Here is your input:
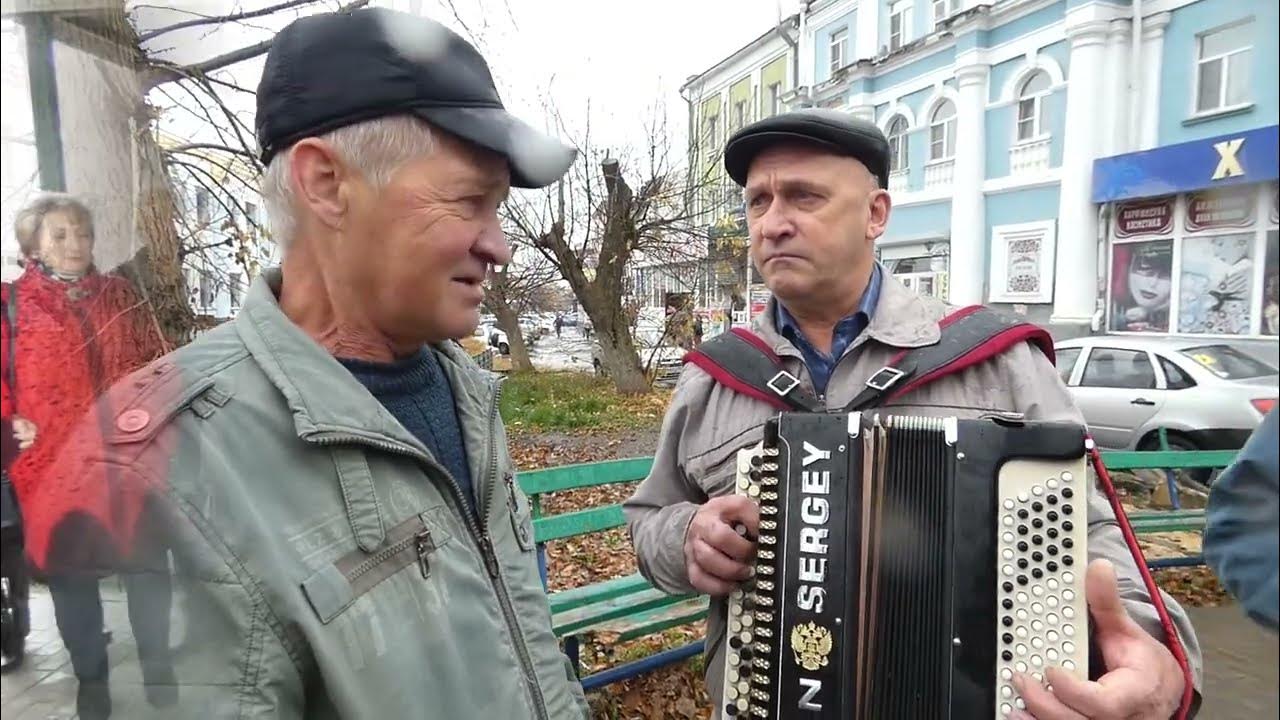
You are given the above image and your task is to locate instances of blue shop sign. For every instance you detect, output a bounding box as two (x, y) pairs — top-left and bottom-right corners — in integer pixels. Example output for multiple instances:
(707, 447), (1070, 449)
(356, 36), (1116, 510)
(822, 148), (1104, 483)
(1091, 125), (1279, 203)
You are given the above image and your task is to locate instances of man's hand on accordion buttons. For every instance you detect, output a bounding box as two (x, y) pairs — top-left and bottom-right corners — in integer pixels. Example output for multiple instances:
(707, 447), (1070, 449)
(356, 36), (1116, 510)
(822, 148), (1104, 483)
(1011, 559), (1184, 720)
(684, 495), (759, 596)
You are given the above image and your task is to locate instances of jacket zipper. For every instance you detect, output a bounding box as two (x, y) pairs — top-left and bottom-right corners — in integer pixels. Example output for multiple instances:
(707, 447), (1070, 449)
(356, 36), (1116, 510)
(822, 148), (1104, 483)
(309, 376), (550, 720)
(342, 515), (435, 583)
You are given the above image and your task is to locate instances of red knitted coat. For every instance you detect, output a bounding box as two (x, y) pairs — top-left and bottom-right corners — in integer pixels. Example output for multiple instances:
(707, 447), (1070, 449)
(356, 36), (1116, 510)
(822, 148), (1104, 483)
(1, 266), (165, 570)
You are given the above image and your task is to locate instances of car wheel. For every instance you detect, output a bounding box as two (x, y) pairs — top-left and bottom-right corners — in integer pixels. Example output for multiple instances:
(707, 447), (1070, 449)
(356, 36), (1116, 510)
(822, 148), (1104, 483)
(498, 342), (510, 355)
(1141, 433), (1212, 488)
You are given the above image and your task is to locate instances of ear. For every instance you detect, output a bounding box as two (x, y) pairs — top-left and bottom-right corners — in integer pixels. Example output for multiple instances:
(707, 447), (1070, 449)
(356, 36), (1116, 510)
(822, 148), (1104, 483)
(289, 138), (353, 232)
(867, 188), (893, 241)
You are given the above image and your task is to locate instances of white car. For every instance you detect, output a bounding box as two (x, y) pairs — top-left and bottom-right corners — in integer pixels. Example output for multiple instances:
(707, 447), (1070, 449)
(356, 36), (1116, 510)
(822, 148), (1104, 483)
(592, 340), (684, 386)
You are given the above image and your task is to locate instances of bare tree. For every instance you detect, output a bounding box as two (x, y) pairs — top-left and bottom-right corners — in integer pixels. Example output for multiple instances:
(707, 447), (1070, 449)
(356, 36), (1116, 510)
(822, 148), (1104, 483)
(504, 101), (732, 394)
(483, 240), (559, 372)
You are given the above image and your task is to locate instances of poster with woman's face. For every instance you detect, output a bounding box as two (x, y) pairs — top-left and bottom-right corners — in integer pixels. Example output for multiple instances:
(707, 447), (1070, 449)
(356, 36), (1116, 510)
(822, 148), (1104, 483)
(1264, 230), (1279, 336)
(1179, 233), (1253, 335)
(1110, 240), (1173, 332)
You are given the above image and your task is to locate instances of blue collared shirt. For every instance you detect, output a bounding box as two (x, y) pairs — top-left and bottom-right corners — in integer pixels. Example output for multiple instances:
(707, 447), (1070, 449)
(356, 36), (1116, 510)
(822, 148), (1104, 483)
(775, 264), (882, 396)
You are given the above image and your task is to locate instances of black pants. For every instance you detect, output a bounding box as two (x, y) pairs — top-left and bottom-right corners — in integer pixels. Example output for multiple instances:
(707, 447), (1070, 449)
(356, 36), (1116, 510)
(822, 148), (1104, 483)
(1, 526), (30, 654)
(47, 567), (173, 684)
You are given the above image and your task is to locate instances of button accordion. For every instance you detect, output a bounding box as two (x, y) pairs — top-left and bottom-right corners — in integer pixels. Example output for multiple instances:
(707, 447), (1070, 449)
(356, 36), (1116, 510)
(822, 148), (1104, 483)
(721, 412), (1090, 720)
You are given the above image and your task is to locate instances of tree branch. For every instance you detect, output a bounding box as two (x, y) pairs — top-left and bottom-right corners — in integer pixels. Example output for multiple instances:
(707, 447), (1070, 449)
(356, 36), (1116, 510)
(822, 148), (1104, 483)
(139, 0), (326, 43)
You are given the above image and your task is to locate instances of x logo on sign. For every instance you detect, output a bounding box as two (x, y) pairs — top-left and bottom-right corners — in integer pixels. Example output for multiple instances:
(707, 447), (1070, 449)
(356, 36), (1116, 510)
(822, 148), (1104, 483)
(1212, 138), (1245, 180)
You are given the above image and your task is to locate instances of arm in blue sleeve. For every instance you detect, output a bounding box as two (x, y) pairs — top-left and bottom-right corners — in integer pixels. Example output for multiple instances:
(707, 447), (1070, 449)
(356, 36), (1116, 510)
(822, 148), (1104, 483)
(1203, 408), (1280, 631)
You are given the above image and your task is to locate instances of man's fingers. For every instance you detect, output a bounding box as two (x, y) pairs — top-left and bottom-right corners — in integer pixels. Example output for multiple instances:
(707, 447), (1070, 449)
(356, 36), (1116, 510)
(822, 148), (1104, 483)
(1045, 666), (1153, 719)
(691, 537), (752, 583)
(711, 494), (759, 537)
(1013, 673), (1088, 720)
(1085, 558), (1140, 639)
(688, 561), (736, 597)
(704, 521), (756, 563)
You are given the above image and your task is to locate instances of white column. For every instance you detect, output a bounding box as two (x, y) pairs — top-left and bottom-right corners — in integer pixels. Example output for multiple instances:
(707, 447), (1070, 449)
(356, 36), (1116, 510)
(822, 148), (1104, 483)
(947, 62), (989, 305)
(1138, 12), (1171, 150)
(1052, 21), (1110, 326)
(856, 0), (880, 61)
(1103, 19), (1131, 156)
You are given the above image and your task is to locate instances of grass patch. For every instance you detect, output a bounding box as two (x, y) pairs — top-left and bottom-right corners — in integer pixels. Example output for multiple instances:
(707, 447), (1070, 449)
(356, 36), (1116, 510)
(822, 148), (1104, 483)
(499, 371), (670, 432)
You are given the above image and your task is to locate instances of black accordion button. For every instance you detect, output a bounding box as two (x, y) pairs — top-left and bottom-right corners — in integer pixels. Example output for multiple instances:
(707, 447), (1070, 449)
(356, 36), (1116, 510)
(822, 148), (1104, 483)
(1032, 535), (1043, 546)
(749, 470), (761, 482)
(1017, 541), (1029, 552)
(1063, 521), (1074, 532)
(1032, 568), (1043, 579)
(1047, 528), (1059, 539)
(1032, 501), (1044, 512)
(1047, 545), (1059, 556)
(1047, 561), (1059, 572)
(1002, 650), (1014, 661)
(1032, 551), (1044, 562)
(1047, 511), (1059, 522)
(1003, 616), (1013, 627)
(1063, 538), (1075, 549)
(1047, 495), (1059, 506)
(730, 637), (743, 650)
(1017, 575), (1028, 586)
(1032, 518), (1044, 529)
(1003, 632), (1014, 644)
(1018, 525), (1029, 536)
(1063, 555), (1074, 566)
(750, 455), (763, 468)
(1017, 559), (1028, 569)
(1062, 504), (1074, 515)
(726, 705), (739, 716)
(1003, 581), (1014, 592)
(1017, 509), (1029, 519)
(1062, 487), (1074, 499)
(1002, 598), (1014, 610)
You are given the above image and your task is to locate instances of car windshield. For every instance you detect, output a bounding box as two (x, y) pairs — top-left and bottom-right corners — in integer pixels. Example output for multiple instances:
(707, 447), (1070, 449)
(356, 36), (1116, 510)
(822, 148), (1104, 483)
(1178, 345), (1277, 380)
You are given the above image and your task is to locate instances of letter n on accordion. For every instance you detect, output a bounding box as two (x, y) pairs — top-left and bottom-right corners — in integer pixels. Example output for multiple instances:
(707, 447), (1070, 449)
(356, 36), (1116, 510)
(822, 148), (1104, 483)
(722, 412), (1089, 720)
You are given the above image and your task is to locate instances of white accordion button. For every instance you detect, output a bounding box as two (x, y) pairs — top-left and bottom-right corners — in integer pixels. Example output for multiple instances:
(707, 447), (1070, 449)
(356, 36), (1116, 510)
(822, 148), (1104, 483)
(1047, 478), (1059, 489)
(1047, 648), (1060, 662)
(1032, 485), (1044, 496)
(1003, 565), (1015, 576)
(1046, 613), (1059, 626)
(1048, 630), (1060, 643)
(1003, 532), (1015, 544)
(1063, 606), (1076, 619)
(1032, 585), (1045, 597)
(1063, 589), (1076, 602)
(1016, 592), (1029, 604)
(1001, 668), (1013, 681)
(1064, 660), (1076, 671)
(1031, 602), (1044, 615)
(1047, 596), (1059, 608)
(1063, 571), (1075, 583)
(1047, 578), (1059, 590)
(1016, 698), (1026, 710)
(1017, 492), (1029, 502)
(1001, 703), (1012, 716)
(1003, 499), (1016, 510)
(1001, 686), (1013, 699)
(1031, 620), (1044, 633)
(1016, 609), (1028, 621)
(1061, 471), (1074, 483)
(1016, 661), (1028, 673)
(1003, 548), (1015, 560)
(1031, 655), (1043, 668)
(1016, 626), (1028, 639)
(1016, 643), (1028, 656)
(1064, 624), (1076, 637)
(1064, 641), (1076, 654)
(1031, 637), (1044, 650)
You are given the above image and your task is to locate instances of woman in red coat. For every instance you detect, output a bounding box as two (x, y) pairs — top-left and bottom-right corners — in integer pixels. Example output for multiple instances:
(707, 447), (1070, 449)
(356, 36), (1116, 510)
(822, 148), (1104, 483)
(1, 192), (173, 718)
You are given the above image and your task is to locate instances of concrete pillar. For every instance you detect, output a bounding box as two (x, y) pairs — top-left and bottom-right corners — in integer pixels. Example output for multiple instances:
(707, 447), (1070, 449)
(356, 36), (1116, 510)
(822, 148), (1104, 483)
(1052, 20), (1111, 326)
(1103, 19), (1131, 156)
(947, 61), (989, 305)
(1138, 12), (1172, 150)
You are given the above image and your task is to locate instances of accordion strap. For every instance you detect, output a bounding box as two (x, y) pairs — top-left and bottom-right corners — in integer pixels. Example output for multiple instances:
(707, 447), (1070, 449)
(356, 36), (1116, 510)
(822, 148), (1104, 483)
(684, 305), (1055, 412)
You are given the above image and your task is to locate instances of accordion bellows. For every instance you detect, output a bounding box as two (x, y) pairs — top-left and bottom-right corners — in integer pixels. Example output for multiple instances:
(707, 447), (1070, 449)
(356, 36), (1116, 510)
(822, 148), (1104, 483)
(722, 412), (1090, 720)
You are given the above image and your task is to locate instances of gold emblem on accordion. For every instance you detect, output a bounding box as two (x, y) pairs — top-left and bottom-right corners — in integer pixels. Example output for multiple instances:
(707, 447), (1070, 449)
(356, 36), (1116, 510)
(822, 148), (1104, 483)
(788, 621), (833, 672)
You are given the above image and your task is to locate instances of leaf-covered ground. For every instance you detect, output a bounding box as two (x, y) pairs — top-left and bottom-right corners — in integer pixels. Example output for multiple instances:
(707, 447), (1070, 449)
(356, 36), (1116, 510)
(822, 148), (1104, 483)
(504, 384), (1232, 719)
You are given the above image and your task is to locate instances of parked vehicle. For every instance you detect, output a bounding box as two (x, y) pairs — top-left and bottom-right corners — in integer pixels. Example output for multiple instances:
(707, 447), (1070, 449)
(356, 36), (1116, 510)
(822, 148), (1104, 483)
(1054, 335), (1278, 482)
(592, 340), (684, 387)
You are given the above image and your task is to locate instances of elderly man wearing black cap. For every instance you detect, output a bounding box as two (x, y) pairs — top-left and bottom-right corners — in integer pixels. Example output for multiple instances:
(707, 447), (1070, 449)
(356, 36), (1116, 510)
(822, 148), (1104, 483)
(624, 108), (1201, 719)
(38, 7), (589, 719)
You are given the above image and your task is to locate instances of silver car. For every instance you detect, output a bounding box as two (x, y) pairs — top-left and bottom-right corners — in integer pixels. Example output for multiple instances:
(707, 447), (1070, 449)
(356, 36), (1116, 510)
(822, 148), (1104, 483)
(1054, 336), (1278, 457)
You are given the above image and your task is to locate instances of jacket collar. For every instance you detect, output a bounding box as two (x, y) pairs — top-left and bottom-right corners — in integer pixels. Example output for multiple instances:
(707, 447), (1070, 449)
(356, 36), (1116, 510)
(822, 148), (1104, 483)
(752, 265), (942, 358)
(234, 268), (498, 446)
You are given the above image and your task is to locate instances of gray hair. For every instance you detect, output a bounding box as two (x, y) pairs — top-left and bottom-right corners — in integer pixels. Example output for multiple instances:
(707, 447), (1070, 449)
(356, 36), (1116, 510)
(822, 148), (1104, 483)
(13, 191), (94, 259)
(260, 115), (435, 247)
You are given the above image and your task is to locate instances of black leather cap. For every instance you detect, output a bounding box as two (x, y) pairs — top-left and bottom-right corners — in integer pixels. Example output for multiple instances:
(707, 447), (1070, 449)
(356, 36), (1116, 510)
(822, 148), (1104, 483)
(256, 8), (575, 188)
(723, 108), (890, 188)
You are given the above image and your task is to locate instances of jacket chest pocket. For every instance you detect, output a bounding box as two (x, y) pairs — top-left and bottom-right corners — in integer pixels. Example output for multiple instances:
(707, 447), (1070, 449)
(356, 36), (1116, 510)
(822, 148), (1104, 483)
(301, 507), (455, 624)
(501, 471), (536, 553)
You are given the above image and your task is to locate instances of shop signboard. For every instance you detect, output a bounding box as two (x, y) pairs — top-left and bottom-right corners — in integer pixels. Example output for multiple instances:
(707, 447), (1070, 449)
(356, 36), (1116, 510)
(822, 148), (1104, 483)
(1115, 197), (1174, 238)
(1185, 187), (1256, 232)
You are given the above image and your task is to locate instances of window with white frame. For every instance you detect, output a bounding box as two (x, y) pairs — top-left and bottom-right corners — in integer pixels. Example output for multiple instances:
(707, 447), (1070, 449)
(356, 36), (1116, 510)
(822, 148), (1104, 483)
(890, 1), (913, 51)
(734, 100), (749, 130)
(928, 100), (956, 161)
(887, 116), (910, 172)
(768, 82), (782, 116)
(1196, 21), (1252, 114)
(932, 0), (962, 30)
(1015, 71), (1051, 142)
(704, 113), (719, 158)
(829, 27), (847, 73)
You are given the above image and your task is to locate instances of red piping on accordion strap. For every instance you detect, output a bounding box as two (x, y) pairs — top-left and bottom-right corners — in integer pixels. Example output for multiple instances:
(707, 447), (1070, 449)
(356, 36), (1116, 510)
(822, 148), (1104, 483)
(1087, 440), (1194, 720)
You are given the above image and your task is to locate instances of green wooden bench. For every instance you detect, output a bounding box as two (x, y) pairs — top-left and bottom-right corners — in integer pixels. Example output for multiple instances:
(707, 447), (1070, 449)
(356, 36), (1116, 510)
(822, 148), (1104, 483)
(517, 447), (1238, 689)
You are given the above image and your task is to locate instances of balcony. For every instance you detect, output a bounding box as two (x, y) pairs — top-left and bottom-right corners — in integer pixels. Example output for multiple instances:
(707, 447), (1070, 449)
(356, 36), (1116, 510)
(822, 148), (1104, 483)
(1009, 137), (1051, 175)
(888, 169), (909, 194)
(923, 159), (954, 189)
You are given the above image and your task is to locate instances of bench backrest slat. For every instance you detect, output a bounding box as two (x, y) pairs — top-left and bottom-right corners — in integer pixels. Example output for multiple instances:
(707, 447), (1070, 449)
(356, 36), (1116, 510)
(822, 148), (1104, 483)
(518, 457), (654, 495)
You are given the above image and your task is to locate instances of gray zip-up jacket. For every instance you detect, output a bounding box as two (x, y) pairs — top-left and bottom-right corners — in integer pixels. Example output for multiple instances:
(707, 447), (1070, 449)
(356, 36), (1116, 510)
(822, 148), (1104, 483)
(624, 272), (1202, 715)
(49, 270), (589, 719)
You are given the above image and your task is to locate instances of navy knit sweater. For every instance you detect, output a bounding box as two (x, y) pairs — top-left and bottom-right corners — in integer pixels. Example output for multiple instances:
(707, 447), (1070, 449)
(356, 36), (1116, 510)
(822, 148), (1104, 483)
(338, 347), (476, 515)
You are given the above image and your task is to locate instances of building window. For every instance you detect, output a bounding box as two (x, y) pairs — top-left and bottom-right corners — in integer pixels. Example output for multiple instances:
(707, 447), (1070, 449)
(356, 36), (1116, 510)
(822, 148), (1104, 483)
(829, 27), (847, 73)
(734, 99), (749, 130)
(928, 100), (956, 161)
(932, 0), (961, 30)
(1015, 71), (1051, 141)
(1195, 21), (1252, 114)
(704, 114), (719, 158)
(196, 187), (211, 225)
(889, 1), (912, 51)
(887, 116), (910, 172)
(768, 82), (782, 116)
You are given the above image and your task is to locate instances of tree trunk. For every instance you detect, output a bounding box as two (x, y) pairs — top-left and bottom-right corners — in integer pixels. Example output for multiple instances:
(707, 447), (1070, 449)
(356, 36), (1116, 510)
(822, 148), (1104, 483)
(582, 289), (649, 393)
(492, 304), (533, 372)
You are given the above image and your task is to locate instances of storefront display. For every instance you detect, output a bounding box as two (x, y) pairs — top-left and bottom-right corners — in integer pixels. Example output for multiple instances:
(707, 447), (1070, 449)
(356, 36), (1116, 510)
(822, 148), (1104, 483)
(1110, 239), (1173, 332)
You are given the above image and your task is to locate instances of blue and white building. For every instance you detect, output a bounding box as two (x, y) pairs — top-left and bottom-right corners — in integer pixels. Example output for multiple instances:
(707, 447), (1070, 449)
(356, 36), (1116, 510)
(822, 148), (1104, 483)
(684, 0), (1278, 339)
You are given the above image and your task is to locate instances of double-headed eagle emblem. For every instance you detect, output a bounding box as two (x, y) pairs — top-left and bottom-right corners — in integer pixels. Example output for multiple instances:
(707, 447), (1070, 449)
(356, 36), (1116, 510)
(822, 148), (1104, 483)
(789, 621), (833, 672)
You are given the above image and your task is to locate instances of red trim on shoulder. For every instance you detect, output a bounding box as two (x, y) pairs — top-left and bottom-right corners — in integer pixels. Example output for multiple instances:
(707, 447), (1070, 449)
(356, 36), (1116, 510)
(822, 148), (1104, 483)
(729, 328), (785, 366)
(939, 304), (985, 328)
(684, 351), (792, 411)
(886, 324), (1053, 402)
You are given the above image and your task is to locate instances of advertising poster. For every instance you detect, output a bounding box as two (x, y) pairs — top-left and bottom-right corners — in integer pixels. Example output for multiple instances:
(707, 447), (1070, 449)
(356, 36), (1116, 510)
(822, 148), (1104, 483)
(1264, 230), (1278, 336)
(1178, 233), (1253, 335)
(1110, 240), (1173, 332)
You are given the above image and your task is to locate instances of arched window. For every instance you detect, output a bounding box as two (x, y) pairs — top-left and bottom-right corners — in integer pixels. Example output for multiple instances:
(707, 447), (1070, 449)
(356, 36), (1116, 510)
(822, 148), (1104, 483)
(887, 115), (910, 172)
(1016, 71), (1051, 141)
(928, 100), (956, 161)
